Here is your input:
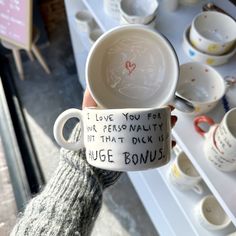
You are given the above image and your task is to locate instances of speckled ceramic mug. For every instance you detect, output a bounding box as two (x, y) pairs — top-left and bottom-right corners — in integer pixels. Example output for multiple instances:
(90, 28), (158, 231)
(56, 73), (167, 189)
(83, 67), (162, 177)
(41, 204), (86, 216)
(54, 107), (171, 171)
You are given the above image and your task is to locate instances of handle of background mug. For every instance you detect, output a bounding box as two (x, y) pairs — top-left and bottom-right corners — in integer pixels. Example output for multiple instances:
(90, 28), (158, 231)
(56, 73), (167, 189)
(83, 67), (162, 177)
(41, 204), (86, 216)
(224, 76), (236, 90)
(193, 116), (215, 137)
(173, 95), (195, 113)
(53, 108), (84, 151)
(192, 183), (203, 195)
(173, 144), (182, 157)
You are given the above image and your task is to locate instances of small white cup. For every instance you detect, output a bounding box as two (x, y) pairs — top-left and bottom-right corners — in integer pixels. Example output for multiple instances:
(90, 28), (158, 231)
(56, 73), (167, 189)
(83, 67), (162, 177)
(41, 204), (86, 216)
(195, 195), (231, 231)
(168, 145), (203, 194)
(54, 107), (171, 171)
(190, 11), (236, 55)
(176, 62), (235, 115)
(194, 109), (236, 172)
(119, 0), (158, 25)
(74, 10), (95, 33)
(86, 25), (194, 112)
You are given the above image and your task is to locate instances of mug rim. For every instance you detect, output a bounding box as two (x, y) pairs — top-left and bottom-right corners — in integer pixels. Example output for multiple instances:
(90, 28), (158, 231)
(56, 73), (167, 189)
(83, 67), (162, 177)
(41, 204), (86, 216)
(175, 151), (201, 179)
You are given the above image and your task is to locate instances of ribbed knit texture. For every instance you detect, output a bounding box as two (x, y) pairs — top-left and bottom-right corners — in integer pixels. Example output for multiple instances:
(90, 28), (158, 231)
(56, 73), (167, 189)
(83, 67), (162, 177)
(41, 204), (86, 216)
(11, 124), (122, 236)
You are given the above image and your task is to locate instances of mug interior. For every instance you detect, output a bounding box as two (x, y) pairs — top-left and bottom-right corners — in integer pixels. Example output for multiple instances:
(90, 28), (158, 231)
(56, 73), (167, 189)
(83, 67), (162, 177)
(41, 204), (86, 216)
(177, 63), (225, 103)
(202, 196), (229, 226)
(226, 108), (236, 138)
(193, 12), (236, 43)
(87, 26), (178, 108)
(178, 152), (199, 177)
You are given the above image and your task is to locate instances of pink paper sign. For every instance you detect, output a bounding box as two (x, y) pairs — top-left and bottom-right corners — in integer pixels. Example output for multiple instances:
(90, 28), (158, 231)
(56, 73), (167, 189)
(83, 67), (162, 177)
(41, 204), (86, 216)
(0, 0), (32, 50)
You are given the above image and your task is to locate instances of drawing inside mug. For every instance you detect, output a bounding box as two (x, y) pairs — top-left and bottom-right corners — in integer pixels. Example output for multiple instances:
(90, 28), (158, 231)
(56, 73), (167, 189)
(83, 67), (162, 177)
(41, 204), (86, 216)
(104, 36), (165, 99)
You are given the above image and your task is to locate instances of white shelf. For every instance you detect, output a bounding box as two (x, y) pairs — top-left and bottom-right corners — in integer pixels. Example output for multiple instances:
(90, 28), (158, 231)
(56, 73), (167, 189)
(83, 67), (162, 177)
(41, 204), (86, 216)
(65, 0), (236, 234)
(82, 0), (118, 31)
(128, 170), (196, 236)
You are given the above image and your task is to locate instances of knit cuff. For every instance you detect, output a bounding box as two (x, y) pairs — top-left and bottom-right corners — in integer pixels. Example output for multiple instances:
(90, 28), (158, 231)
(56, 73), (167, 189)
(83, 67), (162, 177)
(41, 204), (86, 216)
(61, 123), (122, 189)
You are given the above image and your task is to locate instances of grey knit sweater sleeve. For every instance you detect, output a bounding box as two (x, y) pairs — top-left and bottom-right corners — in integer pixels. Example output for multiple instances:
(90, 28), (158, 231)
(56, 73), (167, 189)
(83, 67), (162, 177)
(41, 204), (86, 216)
(11, 124), (121, 236)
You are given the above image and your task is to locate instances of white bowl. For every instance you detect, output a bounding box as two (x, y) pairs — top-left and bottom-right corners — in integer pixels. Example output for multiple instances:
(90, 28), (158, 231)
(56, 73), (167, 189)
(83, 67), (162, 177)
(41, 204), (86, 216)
(176, 62), (228, 115)
(119, 0), (158, 25)
(86, 25), (179, 109)
(190, 11), (236, 55)
(183, 26), (236, 66)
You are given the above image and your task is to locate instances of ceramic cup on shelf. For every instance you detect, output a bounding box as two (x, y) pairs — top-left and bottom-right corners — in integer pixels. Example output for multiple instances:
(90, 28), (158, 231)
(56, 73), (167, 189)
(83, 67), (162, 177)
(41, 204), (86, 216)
(53, 107), (171, 171)
(195, 195), (231, 231)
(176, 62), (235, 116)
(119, 0), (159, 25)
(194, 108), (236, 172)
(74, 10), (95, 33)
(86, 25), (194, 112)
(168, 145), (203, 194)
(182, 26), (236, 66)
(190, 11), (236, 55)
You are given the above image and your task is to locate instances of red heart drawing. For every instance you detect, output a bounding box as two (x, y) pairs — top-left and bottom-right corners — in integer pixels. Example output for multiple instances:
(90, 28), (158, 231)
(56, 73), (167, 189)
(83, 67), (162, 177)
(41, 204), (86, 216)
(125, 61), (136, 75)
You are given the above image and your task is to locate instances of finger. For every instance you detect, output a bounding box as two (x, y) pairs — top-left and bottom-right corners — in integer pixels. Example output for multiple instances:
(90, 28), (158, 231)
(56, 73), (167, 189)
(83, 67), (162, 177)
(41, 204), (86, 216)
(169, 105), (175, 111)
(171, 115), (178, 128)
(172, 140), (176, 148)
(82, 88), (97, 109)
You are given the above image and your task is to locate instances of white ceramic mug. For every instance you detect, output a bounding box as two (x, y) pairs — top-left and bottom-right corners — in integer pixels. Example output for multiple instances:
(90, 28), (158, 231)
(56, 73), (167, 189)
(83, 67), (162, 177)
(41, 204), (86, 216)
(54, 107), (171, 171)
(176, 62), (235, 115)
(195, 195), (231, 231)
(86, 25), (194, 112)
(119, 0), (158, 25)
(168, 145), (203, 194)
(190, 11), (236, 55)
(74, 10), (95, 32)
(194, 109), (236, 172)
(182, 26), (236, 66)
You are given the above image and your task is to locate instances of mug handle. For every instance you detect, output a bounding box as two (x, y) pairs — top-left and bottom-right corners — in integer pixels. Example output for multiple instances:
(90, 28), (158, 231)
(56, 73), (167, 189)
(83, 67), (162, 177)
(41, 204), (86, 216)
(193, 183), (203, 195)
(173, 144), (182, 157)
(53, 108), (84, 151)
(193, 116), (215, 137)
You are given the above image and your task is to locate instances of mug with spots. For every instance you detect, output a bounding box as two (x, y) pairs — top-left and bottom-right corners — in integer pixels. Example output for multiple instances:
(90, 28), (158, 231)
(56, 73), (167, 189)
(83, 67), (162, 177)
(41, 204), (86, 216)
(190, 11), (236, 55)
(176, 62), (235, 116)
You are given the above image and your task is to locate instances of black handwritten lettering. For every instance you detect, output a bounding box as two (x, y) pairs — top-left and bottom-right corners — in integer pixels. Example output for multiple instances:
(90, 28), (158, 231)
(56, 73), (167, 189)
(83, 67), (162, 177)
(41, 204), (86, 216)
(87, 125), (97, 133)
(132, 136), (153, 144)
(159, 123), (163, 131)
(158, 148), (165, 160)
(88, 149), (114, 163)
(123, 150), (164, 165)
(95, 114), (114, 122)
(122, 113), (140, 121)
(100, 136), (124, 143)
(87, 135), (95, 142)
(103, 124), (127, 133)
